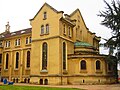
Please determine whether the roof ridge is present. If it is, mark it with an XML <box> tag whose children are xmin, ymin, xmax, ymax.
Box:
<box><xmin>10</xmin><ymin>27</ymin><xmax>32</xmax><ymax>34</ymax></box>
<box><xmin>69</xmin><ymin>8</ymin><xmax>89</xmax><ymax>30</ymax></box>
<box><xmin>30</xmin><ymin>2</ymin><xmax>62</xmax><ymax>21</ymax></box>
<box><xmin>0</xmin><ymin>28</ymin><xmax>32</xmax><ymax>39</ymax></box>
<box><xmin>44</xmin><ymin>2</ymin><xmax>59</xmax><ymax>13</ymax></box>
<box><xmin>69</xmin><ymin>8</ymin><xmax>79</xmax><ymax>16</ymax></box>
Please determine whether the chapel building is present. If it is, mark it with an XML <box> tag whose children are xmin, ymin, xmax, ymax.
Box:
<box><xmin>0</xmin><ymin>3</ymin><xmax>116</xmax><ymax>85</ymax></box>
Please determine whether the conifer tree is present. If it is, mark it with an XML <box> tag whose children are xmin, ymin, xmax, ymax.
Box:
<box><xmin>98</xmin><ymin>0</ymin><xmax>120</xmax><ymax>83</ymax></box>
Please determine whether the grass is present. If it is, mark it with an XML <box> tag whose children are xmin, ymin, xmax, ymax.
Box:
<box><xmin>0</xmin><ymin>85</ymin><xmax>81</xmax><ymax>90</ymax></box>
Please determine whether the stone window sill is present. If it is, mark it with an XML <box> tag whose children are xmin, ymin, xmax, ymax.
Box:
<box><xmin>63</xmin><ymin>70</ymin><xmax>68</xmax><ymax>74</ymax></box>
<box><xmin>80</xmin><ymin>70</ymin><xmax>87</xmax><ymax>73</ymax></box>
<box><xmin>14</xmin><ymin>69</ymin><xmax>19</xmax><ymax>71</ymax></box>
<box><xmin>5</xmin><ymin>47</ymin><xmax>10</xmax><ymax>49</ymax></box>
<box><xmin>15</xmin><ymin>45</ymin><xmax>20</xmax><ymax>48</ymax></box>
<box><xmin>4</xmin><ymin>69</ymin><xmax>8</xmax><ymax>71</ymax></box>
<box><xmin>40</xmin><ymin>33</ymin><xmax>49</xmax><ymax>36</ymax></box>
<box><xmin>96</xmin><ymin>70</ymin><xmax>102</xmax><ymax>73</ymax></box>
<box><xmin>26</xmin><ymin>68</ymin><xmax>30</xmax><ymax>70</ymax></box>
<box><xmin>40</xmin><ymin>69</ymin><xmax>48</xmax><ymax>74</ymax></box>
<box><xmin>25</xmin><ymin>43</ymin><xmax>31</xmax><ymax>46</ymax></box>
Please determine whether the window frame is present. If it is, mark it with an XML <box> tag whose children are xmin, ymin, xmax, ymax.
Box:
<box><xmin>26</xmin><ymin>37</ymin><xmax>28</xmax><ymax>44</ymax></box>
<box><xmin>63</xmin><ymin>24</ymin><xmax>66</xmax><ymax>35</ymax></box>
<box><xmin>68</xmin><ymin>26</ymin><xmax>72</xmax><ymax>37</ymax></box>
<box><xmin>29</xmin><ymin>37</ymin><xmax>32</xmax><ymax>43</ymax></box>
<box><xmin>15</xmin><ymin>52</ymin><xmax>19</xmax><ymax>69</ymax></box>
<box><xmin>96</xmin><ymin>60</ymin><xmax>101</xmax><ymax>70</ymax></box>
<box><xmin>26</xmin><ymin>37</ymin><xmax>32</xmax><ymax>45</ymax></box>
<box><xmin>5</xmin><ymin>53</ymin><xmax>9</xmax><ymax>69</ymax></box>
<box><xmin>0</xmin><ymin>54</ymin><xmax>2</xmax><ymax>64</ymax></box>
<box><xmin>63</xmin><ymin>42</ymin><xmax>67</xmax><ymax>70</ymax></box>
<box><xmin>80</xmin><ymin>60</ymin><xmax>86</xmax><ymax>70</ymax></box>
<box><xmin>26</xmin><ymin>51</ymin><xmax>30</xmax><ymax>68</ymax></box>
<box><xmin>46</xmin><ymin>24</ymin><xmax>49</xmax><ymax>34</ymax></box>
<box><xmin>18</xmin><ymin>39</ymin><xmax>20</xmax><ymax>45</ymax></box>
<box><xmin>41</xmin><ymin>25</ymin><xmax>44</xmax><ymax>35</ymax></box>
<box><xmin>43</xmin><ymin>12</ymin><xmax>47</xmax><ymax>20</ymax></box>
<box><xmin>5</xmin><ymin>41</ymin><xmax>10</xmax><ymax>48</ymax></box>
<box><xmin>15</xmin><ymin>39</ymin><xmax>17</xmax><ymax>46</ymax></box>
<box><xmin>42</xmin><ymin>42</ymin><xmax>48</xmax><ymax>70</ymax></box>
<box><xmin>108</xmin><ymin>63</ymin><xmax>112</xmax><ymax>71</ymax></box>
<box><xmin>15</xmin><ymin>39</ymin><xmax>20</xmax><ymax>46</ymax></box>
<box><xmin>0</xmin><ymin>41</ymin><xmax>2</xmax><ymax>46</ymax></box>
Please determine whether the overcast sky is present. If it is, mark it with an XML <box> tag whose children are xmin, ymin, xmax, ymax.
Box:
<box><xmin>0</xmin><ymin>0</ymin><xmax>112</xmax><ymax>41</ymax></box>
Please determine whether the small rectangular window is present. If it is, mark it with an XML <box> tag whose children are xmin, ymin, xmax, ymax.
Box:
<box><xmin>15</xmin><ymin>39</ymin><xmax>17</xmax><ymax>46</ymax></box>
<box><xmin>26</xmin><ymin>37</ymin><xmax>32</xmax><ymax>44</ymax></box>
<box><xmin>46</xmin><ymin>24</ymin><xmax>49</xmax><ymax>34</ymax></box>
<box><xmin>8</xmin><ymin>41</ymin><xmax>10</xmax><ymax>47</ymax></box>
<box><xmin>68</xmin><ymin>27</ymin><xmax>72</xmax><ymax>37</ymax></box>
<box><xmin>43</xmin><ymin>12</ymin><xmax>47</xmax><ymax>20</ymax></box>
<box><xmin>26</xmin><ymin>37</ymin><xmax>28</xmax><ymax>44</ymax></box>
<box><xmin>63</xmin><ymin>24</ymin><xmax>66</xmax><ymax>35</ymax></box>
<box><xmin>0</xmin><ymin>41</ymin><xmax>2</xmax><ymax>46</ymax></box>
<box><xmin>5</xmin><ymin>41</ymin><xmax>10</xmax><ymax>47</ymax></box>
<box><xmin>15</xmin><ymin>39</ymin><xmax>20</xmax><ymax>46</ymax></box>
<box><xmin>0</xmin><ymin>54</ymin><xmax>2</xmax><ymax>64</ymax></box>
<box><xmin>29</xmin><ymin>37</ymin><xmax>32</xmax><ymax>43</ymax></box>
<box><xmin>41</xmin><ymin>25</ymin><xmax>44</xmax><ymax>34</ymax></box>
<box><xmin>18</xmin><ymin>39</ymin><xmax>20</xmax><ymax>45</ymax></box>
<box><xmin>6</xmin><ymin>41</ymin><xmax>7</xmax><ymax>47</ymax></box>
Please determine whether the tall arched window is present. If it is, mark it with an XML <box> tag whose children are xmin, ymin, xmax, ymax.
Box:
<box><xmin>5</xmin><ymin>53</ymin><xmax>9</xmax><ymax>69</ymax></box>
<box><xmin>16</xmin><ymin>52</ymin><xmax>19</xmax><ymax>69</ymax></box>
<box><xmin>42</xmin><ymin>42</ymin><xmax>47</xmax><ymax>70</ymax></box>
<box><xmin>96</xmin><ymin>60</ymin><xmax>101</xmax><ymax>70</ymax></box>
<box><xmin>41</xmin><ymin>25</ymin><xmax>44</xmax><ymax>34</ymax></box>
<box><xmin>80</xmin><ymin>60</ymin><xmax>86</xmax><ymax>70</ymax></box>
<box><xmin>27</xmin><ymin>51</ymin><xmax>30</xmax><ymax>68</ymax></box>
<box><xmin>63</xmin><ymin>42</ymin><xmax>66</xmax><ymax>70</ymax></box>
<box><xmin>46</xmin><ymin>24</ymin><xmax>49</xmax><ymax>34</ymax></box>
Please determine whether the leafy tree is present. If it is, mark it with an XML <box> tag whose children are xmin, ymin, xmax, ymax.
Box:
<box><xmin>98</xmin><ymin>0</ymin><xmax>120</xmax><ymax>83</ymax></box>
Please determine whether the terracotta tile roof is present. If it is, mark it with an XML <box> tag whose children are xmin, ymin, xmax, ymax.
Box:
<box><xmin>0</xmin><ymin>28</ymin><xmax>32</xmax><ymax>39</ymax></box>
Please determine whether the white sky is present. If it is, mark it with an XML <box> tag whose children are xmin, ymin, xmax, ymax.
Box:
<box><xmin>0</xmin><ymin>0</ymin><xmax>112</xmax><ymax>40</ymax></box>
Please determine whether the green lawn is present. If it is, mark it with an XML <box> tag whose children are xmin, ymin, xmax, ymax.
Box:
<box><xmin>0</xmin><ymin>85</ymin><xmax>81</xmax><ymax>90</ymax></box>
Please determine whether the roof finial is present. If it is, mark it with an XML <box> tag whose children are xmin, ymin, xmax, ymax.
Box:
<box><xmin>5</xmin><ymin>21</ymin><xmax>10</xmax><ymax>33</ymax></box>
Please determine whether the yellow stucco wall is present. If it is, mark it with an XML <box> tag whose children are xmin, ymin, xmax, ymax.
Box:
<box><xmin>1</xmin><ymin>33</ymin><xmax>31</xmax><ymax>82</ymax></box>
<box><xmin>0</xmin><ymin>3</ymin><xmax>116</xmax><ymax>84</ymax></box>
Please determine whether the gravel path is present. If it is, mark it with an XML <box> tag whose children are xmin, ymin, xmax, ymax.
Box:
<box><xmin>0</xmin><ymin>82</ymin><xmax>120</xmax><ymax>90</ymax></box>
